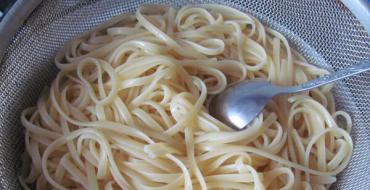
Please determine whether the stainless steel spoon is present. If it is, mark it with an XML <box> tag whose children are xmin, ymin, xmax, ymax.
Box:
<box><xmin>209</xmin><ymin>58</ymin><xmax>370</xmax><ymax>130</ymax></box>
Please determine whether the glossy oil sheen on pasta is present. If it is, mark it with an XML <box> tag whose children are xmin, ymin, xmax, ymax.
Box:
<box><xmin>19</xmin><ymin>4</ymin><xmax>353</xmax><ymax>190</ymax></box>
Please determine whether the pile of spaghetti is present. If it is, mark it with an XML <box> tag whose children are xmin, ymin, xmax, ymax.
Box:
<box><xmin>20</xmin><ymin>5</ymin><xmax>353</xmax><ymax>190</ymax></box>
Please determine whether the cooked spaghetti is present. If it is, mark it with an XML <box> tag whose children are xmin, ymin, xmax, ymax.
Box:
<box><xmin>20</xmin><ymin>5</ymin><xmax>353</xmax><ymax>190</ymax></box>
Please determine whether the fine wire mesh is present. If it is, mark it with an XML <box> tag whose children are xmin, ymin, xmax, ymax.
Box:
<box><xmin>0</xmin><ymin>0</ymin><xmax>369</xmax><ymax>189</ymax></box>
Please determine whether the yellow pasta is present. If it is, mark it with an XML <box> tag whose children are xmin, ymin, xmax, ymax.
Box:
<box><xmin>20</xmin><ymin>5</ymin><xmax>353</xmax><ymax>190</ymax></box>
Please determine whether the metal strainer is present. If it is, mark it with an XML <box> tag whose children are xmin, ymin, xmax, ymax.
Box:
<box><xmin>0</xmin><ymin>0</ymin><xmax>369</xmax><ymax>189</ymax></box>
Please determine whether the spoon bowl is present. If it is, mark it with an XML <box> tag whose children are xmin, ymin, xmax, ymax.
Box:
<box><xmin>209</xmin><ymin>79</ymin><xmax>285</xmax><ymax>130</ymax></box>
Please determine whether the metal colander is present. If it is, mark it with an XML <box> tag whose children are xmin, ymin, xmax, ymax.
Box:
<box><xmin>0</xmin><ymin>0</ymin><xmax>369</xmax><ymax>189</ymax></box>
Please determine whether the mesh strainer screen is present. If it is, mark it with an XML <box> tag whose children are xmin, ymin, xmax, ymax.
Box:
<box><xmin>0</xmin><ymin>0</ymin><xmax>369</xmax><ymax>189</ymax></box>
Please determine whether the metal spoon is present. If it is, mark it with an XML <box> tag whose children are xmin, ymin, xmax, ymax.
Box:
<box><xmin>209</xmin><ymin>58</ymin><xmax>370</xmax><ymax>130</ymax></box>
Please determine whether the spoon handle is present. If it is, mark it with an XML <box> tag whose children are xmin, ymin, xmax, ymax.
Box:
<box><xmin>287</xmin><ymin>58</ymin><xmax>370</xmax><ymax>93</ymax></box>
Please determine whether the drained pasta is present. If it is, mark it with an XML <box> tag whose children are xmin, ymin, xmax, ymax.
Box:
<box><xmin>20</xmin><ymin>5</ymin><xmax>353</xmax><ymax>190</ymax></box>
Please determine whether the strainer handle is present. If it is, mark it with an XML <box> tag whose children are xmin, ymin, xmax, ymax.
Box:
<box><xmin>288</xmin><ymin>58</ymin><xmax>370</xmax><ymax>92</ymax></box>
